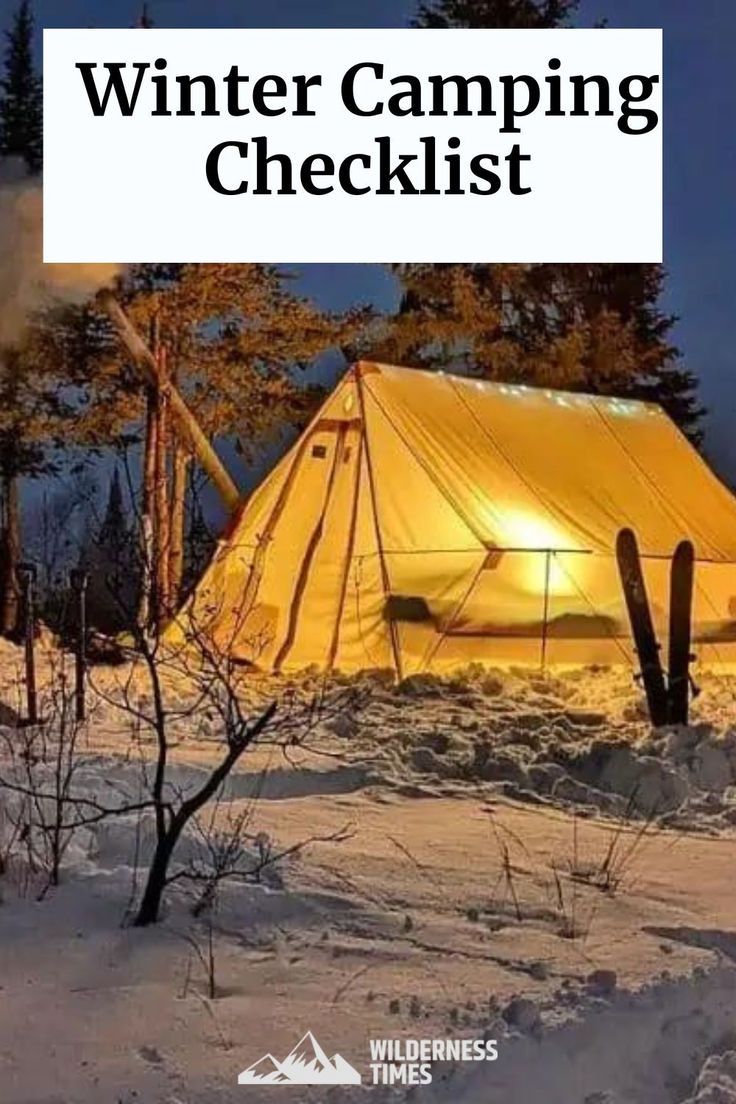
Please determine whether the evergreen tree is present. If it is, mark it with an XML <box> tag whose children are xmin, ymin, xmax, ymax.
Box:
<box><xmin>400</xmin><ymin>0</ymin><xmax>703</xmax><ymax>442</ymax></box>
<box><xmin>135</xmin><ymin>4</ymin><xmax>155</xmax><ymax>29</ymax></box>
<box><xmin>182</xmin><ymin>475</ymin><xmax>216</xmax><ymax>599</ymax></box>
<box><xmin>0</xmin><ymin>346</ymin><xmax>73</xmax><ymax>634</ymax></box>
<box><xmin>27</xmin><ymin>263</ymin><xmax>366</xmax><ymax>625</ymax></box>
<box><xmin>0</xmin><ymin>0</ymin><xmax>42</xmax><ymax>173</ymax></box>
<box><xmin>547</xmin><ymin>264</ymin><xmax>704</xmax><ymax>442</ymax></box>
<box><xmin>0</xmin><ymin>1</ymin><xmax>44</xmax><ymax>633</ymax></box>
<box><xmin>97</xmin><ymin>467</ymin><xmax>128</xmax><ymax>551</ymax></box>
<box><xmin>81</xmin><ymin>468</ymin><xmax>139</xmax><ymax>634</ymax></box>
<box><xmin>371</xmin><ymin>263</ymin><xmax>703</xmax><ymax>443</ymax></box>
<box><xmin>117</xmin><ymin>263</ymin><xmax>355</xmax><ymax>451</ymax></box>
<box><xmin>415</xmin><ymin>0</ymin><xmax>578</xmax><ymax>28</ymax></box>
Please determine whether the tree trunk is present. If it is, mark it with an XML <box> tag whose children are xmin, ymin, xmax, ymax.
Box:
<box><xmin>0</xmin><ymin>472</ymin><xmax>21</xmax><ymax>638</ymax></box>
<box><xmin>169</xmin><ymin>444</ymin><xmax>190</xmax><ymax>611</ymax></box>
<box><xmin>132</xmin><ymin>705</ymin><xmax>275</xmax><ymax>926</ymax></box>
<box><xmin>138</xmin><ymin>386</ymin><xmax>157</xmax><ymax>632</ymax></box>
<box><xmin>154</xmin><ymin>346</ymin><xmax>171</xmax><ymax>630</ymax></box>
<box><xmin>133</xmin><ymin>822</ymin><xmax>182</xmax><ymax>926</ymax></box>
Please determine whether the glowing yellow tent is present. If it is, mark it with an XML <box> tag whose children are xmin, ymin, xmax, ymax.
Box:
<box><xmin>176</xmin><ymin>362</ymin><xmax>736</xmax><ymax>675</ymax></box>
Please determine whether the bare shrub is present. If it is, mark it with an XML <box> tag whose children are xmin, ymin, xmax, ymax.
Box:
<box><xmin>84</xmin><ymin>595</ymin><xmax>363</xmax><ymax>926</ymax></box>
<box><xmin>568</xmin><ymin>794</ymin><xmax>669</xmax><ymax>896</ymax></box>
<box><xmin>0</xmin><ymin>658</ymin><xmax>89</xmax><ymax>897</ymax></box>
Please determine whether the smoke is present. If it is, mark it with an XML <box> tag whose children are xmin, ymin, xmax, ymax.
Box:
<box><xmin>0</xmin><ymin>158</ymin><xmax>122</xmax><ymax>348</ymax></box>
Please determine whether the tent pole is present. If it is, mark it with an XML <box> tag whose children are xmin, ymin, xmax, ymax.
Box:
<box><xmin>354</xmin><ymin>367</ymin><xmax>404</xmax><ymax>682</ymax></box>
<box><xmin>540</xmin><ymin>550</ymin><xmax>552</xmax><ymax>673</ymax></box>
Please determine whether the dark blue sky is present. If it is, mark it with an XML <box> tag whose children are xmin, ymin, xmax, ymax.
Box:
<box><xmin>26</xmin><ymin>0</ymin><xmax>736</xmax><ymax>479</ymax></box>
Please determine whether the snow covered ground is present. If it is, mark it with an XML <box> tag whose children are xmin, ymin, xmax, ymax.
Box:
<box><xmin>1</xmin><ymin>640</ymin><xmax>736</xmax><ymax>1103</ymax></box>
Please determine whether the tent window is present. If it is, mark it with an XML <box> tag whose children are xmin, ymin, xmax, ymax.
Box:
<box><xmin>385</xmin><ymin>595</ymin><xmax>433</xmax><ymax>623</ymax></box>
<box><xmin>311</xmin><ymin>444</ymin><xmax>327</xmax><ymax>459</ymax></box>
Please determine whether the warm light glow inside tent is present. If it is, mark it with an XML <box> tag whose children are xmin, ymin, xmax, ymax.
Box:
<box><xmin>171</xmin><ymin>363</ymin><xmax>736</xmax><ymax>676</ymax></box>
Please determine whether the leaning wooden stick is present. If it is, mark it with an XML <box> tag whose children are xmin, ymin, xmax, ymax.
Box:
<box><xmin>98</xmin><ymin>291</ymin><xmax>240</xmax><ymax>515</ymax></box>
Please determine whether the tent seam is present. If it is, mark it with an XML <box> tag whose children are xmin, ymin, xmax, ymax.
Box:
<box><xmin>273</xmin><ymin>425</ymin><xmax>346</xmax><ymax>672</ymax></box>
<box><xmin>590</xmin><ymin>401</ymin><xmax>717</xmax><ymax>556</ymax></box>
<box><xmin>356</xmin><ymin>370</ymin><xmax>404</xmax><ymax>681</ymax></box>
<box><xmin>327</xmin><ymin>427</ymin><xmax>364</xmax><ymax>673</ymax></box>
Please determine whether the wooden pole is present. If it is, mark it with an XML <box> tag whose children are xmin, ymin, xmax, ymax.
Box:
<box><xmin>99</xmin><ymin>292</ymin><xmax>239</xmax><ymax>515</ymax></box>
<box><xmin>17</xmin><ymin>562</ymin><xmax>37</xmax><ymax>726</ymax></box>
<box><xmin>540</xmin><ymin>550</ymin><xmax>552</xmax><ymax>673</ymax></box>
<box><xmin>139</xmin><ymin>387</ymin><xmax>157</xmax><ymax>631</ymax></box>
<box><xmin>169</xmin><ymin>443</ymin><xmax>190</xmax><ymax>611</ymax></box>
<box><xmin>1</xmin><ymin>472</ymin><xmax>21</xmax><ymax>636</ymax></box>
<box><xmin>154</xmin><ymin>344</ymin><xmax>171</xmax><ymax>629</ymax></box>
<box><xmin>138</xmin><ymin>314</ymin><xmax>161</xmax><ymax>633</ymax></box>
<box><xmin>70</xmin><ymin>568</ymin><xmax>88</xmax><ymax>723</ymax></box>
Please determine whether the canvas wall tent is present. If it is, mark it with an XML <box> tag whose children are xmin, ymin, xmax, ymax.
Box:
<box><xmin>172</xmin><ymin>362</ymin><xmax>736</xmax><ymax>676</ymax></box>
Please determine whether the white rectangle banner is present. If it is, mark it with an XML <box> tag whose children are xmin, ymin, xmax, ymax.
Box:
<box><xmin>43</xmin><ymin>28</ymin><xmax>662</xmax><ymax>263</ymax></box>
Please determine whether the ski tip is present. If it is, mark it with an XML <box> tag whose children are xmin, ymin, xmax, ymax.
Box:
<box><xmin>673</xmin><ymin>539</ymin><xmax>695</xmax><ymax>561</ymax></box>
<box><xmin>616</xmin><ymin>527</ymin><xmax>638</xmax><ymax>553</ymax></box>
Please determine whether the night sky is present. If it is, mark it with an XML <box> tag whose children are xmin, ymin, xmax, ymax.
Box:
<box><xmin>25</xmin><ymin>0</ymin><xmax>736</xmax><ymax>480</ymax></box>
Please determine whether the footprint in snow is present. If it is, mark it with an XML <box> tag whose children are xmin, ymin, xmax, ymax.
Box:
<box><xmin>137</xmin><ymin>1045</ymin><xmax>164</xmax><ymax>1065</ymax></box>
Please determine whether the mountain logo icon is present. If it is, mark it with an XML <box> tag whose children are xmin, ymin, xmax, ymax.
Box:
<box><xmin>238</xmin><ymin>1031</ymin><xmax>362</xmax><ymax>1086</ymax></box>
